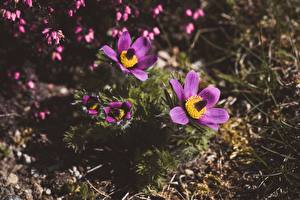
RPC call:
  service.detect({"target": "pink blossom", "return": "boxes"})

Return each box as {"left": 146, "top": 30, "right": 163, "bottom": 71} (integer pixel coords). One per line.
{"left": 11, "top": 13, "right": 16, "bottom": 21}
{"left": 196, "top": 9, "right": 205, "bottom": 17}
{"left": 27, "top": 80, "right": 35, "bottom": 89}
{"left": 123, "top": 13, "right": 128, "bottom": 21}
{"left": 19, "top": 25, "right": 26, "bottom": 33}
{"left": 56, "top": 46, "right": 64, "bottom": 53}
{"left": 84, "top": 29, "right": 94, "bottom": 43}
{"left": 14, "top": 72, "right": 21, "bottom": 80}
{"left": 157, "top": 4, "right": 163, "bottom": 12}
{"left": 185, "top": 23, "right": 195, "bottom": 34}
{"left": 193, "top": 9, "right": 205, "bottom": 20}
{"left": 75, "top": 26, "right": 82, "bottom": 34}
{"left": 52, "top": 52, "right": 62, "bottom": 61}
{"left": 111, "top": 28, "right": 119, "bottom": 37}
{"left": 116, "top": 12, "right": 122, "bottom": 21}
{"left": 148, "top": 32, "right": 154, "bottom": 40}
{"left": 125, "top": 5, "right": 131, "bottom": 14}
{"left": 16, "top": 10, "right": 21, "bottom": 18}
{"left": 24, "top": 0, "right": 32, "bottom": 7}
{"left": 42, "top": 28, "right": 50, "bottom": 34}
{"left": 142, "top": 30, "right": 149, "bottom": 37}
{"left": 153, "top": 27, "right": 160, "bottom": 35}
{"left": 185, "top": 9, "right": 192, "bottom": 17}
{"left": 20, "top": 19, "right": 26, "bottom": 25}
{"left": 76, "top": 0, "right": 86, "bottom": 10}
{"left": 68, "top": 10, "right": 74, "bottom": 17}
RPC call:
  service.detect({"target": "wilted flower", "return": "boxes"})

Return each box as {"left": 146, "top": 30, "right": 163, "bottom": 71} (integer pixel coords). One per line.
{"left": 101, "top": 31, "right": 157, "bottom": 81}
{"left": 82, "top": 95, "right": 101, "bottom": 116}
{"left": 169, "top": 70, "right": 229, "bottom": 130}
{"left": 104, "top": 101, "right": 132, "bottom": 123}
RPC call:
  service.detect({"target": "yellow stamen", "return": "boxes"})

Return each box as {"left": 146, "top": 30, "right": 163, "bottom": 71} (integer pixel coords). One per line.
{"left": 90, "top": 104, "right": 98, "bottom": 110}
{"left": 120, "top": 50, "right": 138, "bottom": 68}
{"left": 185, "top": 96, "right": 206, "bottom": 119}
{"left": 115, "top": 109, "right": 125, "bottom": 121}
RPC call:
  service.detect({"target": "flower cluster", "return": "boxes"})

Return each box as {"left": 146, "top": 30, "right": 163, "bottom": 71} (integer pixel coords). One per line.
{"left": 90, "top": 31, "right": 229, "bottom": 130}
{"left": 82, "top": 95, "right": 132, "bottom": 125}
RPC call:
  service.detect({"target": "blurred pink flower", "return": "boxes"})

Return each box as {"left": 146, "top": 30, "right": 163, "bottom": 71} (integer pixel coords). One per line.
{"left": 185, "top": 9, "right": 192, "bottom": 17}
{"left": 27, "top": 80, "right": 35, "bottom": 89}
{"left": 153, "top": 27, "right": 160, "bottom": 35}
{"left": 116, "top": 12, "right": 122, "bottom": 21}
{"left": 84, "top": 29, "right": 94, "bottom": 43}
{"left": 14, "top": 72, "right": 21, "bottom": 80}
{"left": 185, "top": 23, "right": 195, "bottom": 34}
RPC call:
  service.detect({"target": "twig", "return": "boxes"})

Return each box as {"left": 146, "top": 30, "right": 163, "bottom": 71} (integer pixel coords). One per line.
{"left": 0, "top": 113, "right": 20, "bottom": 118}
{"left": 87, "top": 164, "right": 103, "bottom": 174}
{"left": 86, "top": 179, "right": 110, "bottom": 199}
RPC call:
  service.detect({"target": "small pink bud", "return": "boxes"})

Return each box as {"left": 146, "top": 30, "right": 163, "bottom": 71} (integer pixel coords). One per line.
{"left": 14, "top": 72, "right": 20, "bottom": 80}
{"left": 125, "top": 5, "right": 131, "bottom": 14}
{"left": 185, "top": 9, "right": 192, "bottom": 17}
{"left": 157, "top": 4, "right": 163, "bottom": 12}
{"left": 197, "top": 9, "right": 205, "bottom": 17}
{"left": 19, "top": 25, "right": 25, "bottom": 33}
{"left": 16, "top": 10, "right": 21, "bottom": 18}
{"left": 68, "top": 10, "right": 74, "bottom": 17}
{"left": 153, "top": 27, "right": 160, "bottom": 35}
{"left": 142, "top": 30, "right": 149, "bottom": 37}
{"left": 123, "top": 13, "right": 128, "bottom": 21}
{"left": 116, "top": 12, "right": 122, "bottom": 21}
{"left": 11, "top": 13, "right": 16, "bottom": 21}
{"left": 39, "top": 112, "right": 46, "bottom": 120}
{"left": 20, "top": 18, "right": 26, "bottom": 25}
{"left": 27, "top": 81, "right": 35, "bottom": 89}
{"left": 193, "top": 12, "right": 200, "bottom": 20}
{"left": 148, "top": 32, "right": 154, "bottom": 40}
{"left": 56, "top": 46, "right": 64, "bottom": 53}
{"left": 75, "top": 26, "right": 82, "bottom": 34}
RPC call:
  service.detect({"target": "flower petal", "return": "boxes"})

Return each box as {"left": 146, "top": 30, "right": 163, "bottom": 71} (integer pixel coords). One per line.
{"left": 103, "top": 107, "right": 110, "bottom": 114}
{"left": 184, "top": 70, "right": 200, "bottom": 99}
{"left": 118, "top": 63, "right": 130, "bottom": 73}
{"left": 169, "top": 106, "right": 189, "bottom": 125}
{"left": 101, "top": 45, "right": 118, "bottom": 62}
{"left": 88, "top": 109, "right": 98, "bottom": 116}
{"left": 123, "top": 101, "right": 132, "bottom": 109}
{"left": 199, "top": 86, "right": 220, "bottom": 108}
{"left": 82, "top": 95, "right": 90, "bottom": 104}
{"left": 131, "top": 36, "right": 151, "bottom": 58}
{"left": 169, "top": 79, "right": 184, "bottom": 102}
{"left": 125, "top": 111, "right": 131, "bottom": 119}
{"left": 136, "top": 55, "right": 157, "bottom": 70}
{"left": 106, "top": 116, "right": 116, "bottom": 123}
{"left": 197, "top": 120, "right": 219, "bottom": 131}
{"left": 199, "top": 108, "right": 229, "bottom": 124}
{"left": 109, "top": 101, "right": 123, "bottom": 108}
{"left": 118, "top": 31, "right": 131, "bottom": 53}
{"left": 131, "top": 69, "right": 148, "bottom": 81}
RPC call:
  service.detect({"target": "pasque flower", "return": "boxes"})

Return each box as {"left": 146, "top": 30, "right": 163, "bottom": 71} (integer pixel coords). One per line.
{"left": 104, "top": 101, "right": 132, "bottom": 123}
{"left": 82, "top": 95, "right": 101, "bottom": 116}
{"left": 169, "top": 70, "right": 229, "bottom": 130}
{"left": 101, "top": 31, "right": 157, "bottom": 81}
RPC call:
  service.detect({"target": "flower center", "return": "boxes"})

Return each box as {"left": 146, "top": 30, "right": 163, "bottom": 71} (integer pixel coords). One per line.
{"left": 110, "top": 108, "right": 126, "bottom": 121}
{"left": 185, "top": 95, "right": 207, "bottom": 119}
{"left": 120, "top": 49, "right": 138, "bottom": 68}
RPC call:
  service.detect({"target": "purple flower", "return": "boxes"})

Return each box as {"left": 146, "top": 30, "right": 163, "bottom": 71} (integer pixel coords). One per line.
{"left": 100, "top": 31, "right": 157, "bottom": 81}
{"left": 104, "top": 101, "right": 132, "bottom": 123}
{"left": 169, "top": 70, "right": 229, "bottom": 131}
{"left": 82, "top": 95, "right": 100, "bottom": 116}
